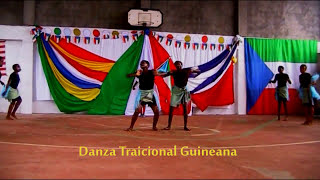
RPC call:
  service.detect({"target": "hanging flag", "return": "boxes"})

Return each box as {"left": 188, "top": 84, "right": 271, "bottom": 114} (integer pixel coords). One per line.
{"left": 175, "top": 40, "right": 181, "bottom": 48}
{"left": 184, "top": 35, "right": 191, "bottom": 49}
{"left": 54, "top": 27, "right": 61, "bottom": 43}
{"left": 218, "top": 44, "right": 224, "bottom": 51}
{"left": 112, "top": 31, "right": 119, "bottom": 39}
{"left": 201, "top": 36, "right": 208, "bottom": 50}
{"left": 131, "top": 30, "right": 138, "bottom": 41}
{"left": 94, "top": 37, "right": 100, "bottom": 44}
{"left": 63, "top": 28, "right": 72, "bottom": 43}
{"left": 84, "top": 37, "right": 90, "bottom": 44}
{"left": 0, "top": 40, "right": 6, "bottom": 76}
{"left": 93, "top": 29, "right": 100, "bottom": 44}
{"left": 73, "top": 28, "right": 81, "bottom": 43}
{"left": 210, "top": 44, "right": 216, "bottom": 51}
{"left": 184, "top": 42, "right": 190, "bottom": 49}
{"left": 102, "top": 30, "right": 110, "bottom": 39}
{"left": 83, "top": 29, "right": 91, "bottom": 44}
{"left": 193, "top": 43, "right": 199, "bottom": 50}
{"left": 158, "top": 35, "right": 164, "bottom": 43}
{"left": 44, "top": 33, "right": 51, "bottom": 41}
{"left": 122, "top": 32, "right": 129, "bottom": 43}
{"left": 166, "top": 34, "right": 173, "bottom": 46}
{"left": 245, "top": 38, "right": 318, "bottom": 115}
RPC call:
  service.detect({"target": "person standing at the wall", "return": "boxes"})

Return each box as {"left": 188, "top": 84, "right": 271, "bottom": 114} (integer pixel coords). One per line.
{"left": 269, "top": 66, "right": 292, "bottom": 121}
{"left": 2, "top": 64, "right": 22, "bottom": 120}
{"left": 299, "top": 64, "right": 313, "bottom": 125}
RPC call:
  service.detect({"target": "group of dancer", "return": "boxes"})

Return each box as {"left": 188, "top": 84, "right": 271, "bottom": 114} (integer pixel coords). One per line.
{"left": 126, "top": 60, "right": 199, "bottom": 131}
{"left": 0, "top": 57, "right": 22, "bottom": 120}
{"left": 269, "top": 64, "right": 317, "bottom": 125}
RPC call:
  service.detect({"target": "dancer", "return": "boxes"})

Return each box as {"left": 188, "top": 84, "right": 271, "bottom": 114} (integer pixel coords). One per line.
{"left": 126, "top": 60, "right": 160, "bottom": 131}
{"left": 269, "top": 66, "right": 292, "bottom": 121}
{"left": 163, "top": 61, "right": 200, "bottom": 131}
{"left": 2, "top": 64, "right": 22, "bottom": 120}
{"left": 299, "top": 64, "right": 313, "bottom": 125}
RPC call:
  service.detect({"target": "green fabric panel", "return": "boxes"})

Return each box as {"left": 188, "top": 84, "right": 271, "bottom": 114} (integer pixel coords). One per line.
{"left": 36, "top": 37, "right": 91, "bottom": 113}
{"left": 88, "top": 35, "right": 144, "bottom": 115}
{"left": 246, "top": 38, "right": 318, "bottom": 63}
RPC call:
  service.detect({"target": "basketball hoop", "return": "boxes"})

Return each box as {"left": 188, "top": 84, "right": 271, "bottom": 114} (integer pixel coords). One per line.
{"left": 128, "top": 9, "right": 162, "bottom": 28}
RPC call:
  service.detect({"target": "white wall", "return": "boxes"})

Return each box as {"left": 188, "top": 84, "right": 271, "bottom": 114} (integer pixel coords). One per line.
{"left": 0, "top": 25, "right": 34, "bottom": 114}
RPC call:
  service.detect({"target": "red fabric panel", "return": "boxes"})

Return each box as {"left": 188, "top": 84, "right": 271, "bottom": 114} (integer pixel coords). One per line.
{"left": 248, "top": 88, "right": 304, "bottom": 115}
{"left": 191, "top": 65, "right": 234, "bottom": 111}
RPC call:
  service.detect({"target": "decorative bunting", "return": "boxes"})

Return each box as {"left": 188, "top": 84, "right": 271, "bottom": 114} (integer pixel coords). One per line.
{"left": 218, "top": 36, "right": 224, "bottom": 44}
{"left": 122, "top": 32, "right": 129, "bottom": 43}
{"left": 112, "top": 31, "right": 119, "bottom": 39}
{"left": 131, "top": 30, "right": 138, "bottom": 41}
{"left": 73, "top": 28, "right": 81, "bottom": 43}
{"left": 218, "top": 44, "right": 224, "bottom": 51}
{"left": 64, "top": 28, "right": 71, "bottom": 43}
{"left": 93, "top": 29, "right": 100, "bottom": 44}
{"left": 83, "top": 29, "right": 91, "bottom": 44}
{"left": 175, "top": 40, "right": 181, "bottom": 48}
{"left": 54, "top": 27, "right": 61, "bottom": 43}
{"left": 166, "top": 34, "right": 173, "bottom": 46}
{"left": 184, "top": 35, "right": 191, "bottom": 49}
{"left": 101, "top": 30, "right": 110, "bottom": 39}
{"left": 210, "top": 44, "right": 216, "bottom": 51}
{"left": 193, "top": 42, "right": 199, "bottom": 50}
{"left": 184, "top": 42, "right": 190, "bottom": 49}
{"left": 201, "top": 36, "right": 208, "bottom": 50}
{"left": 157, "top": 35, "right": 164, "bottom": 43}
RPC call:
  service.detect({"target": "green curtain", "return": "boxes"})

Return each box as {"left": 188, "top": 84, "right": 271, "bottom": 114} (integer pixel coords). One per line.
{"left": 246, "top": 38, "right": 318, "bottom": 63}
{"left": 88, "top": 35, "right": 144, "bottom": 115}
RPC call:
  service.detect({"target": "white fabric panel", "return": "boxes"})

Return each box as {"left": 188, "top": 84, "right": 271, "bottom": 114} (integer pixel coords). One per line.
{"left": 34, "top": 43, "right": 53, "bottom": 100}
{"left": 265, "top": 62, "right": 317, "bottom": 89}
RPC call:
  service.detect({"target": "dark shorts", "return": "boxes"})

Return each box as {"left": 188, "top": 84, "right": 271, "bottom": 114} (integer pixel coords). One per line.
{"left": 12, "top": 96, "right": 22, "bottom": 102}
{"left": 140, "top": 96, "right": 156, "bottom": 107}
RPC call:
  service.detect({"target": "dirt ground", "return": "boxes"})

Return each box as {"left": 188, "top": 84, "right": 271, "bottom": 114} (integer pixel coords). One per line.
{"left": 0, "top": 113, "right": 319, "bottom": 179}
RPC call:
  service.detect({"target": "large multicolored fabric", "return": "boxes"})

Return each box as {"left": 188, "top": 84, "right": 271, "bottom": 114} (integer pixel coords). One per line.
{"left": 36, "top": 29, "right": 238, "bottom": 115}
{"left": 245, "top": 38, "right": 318, "bottom": 114}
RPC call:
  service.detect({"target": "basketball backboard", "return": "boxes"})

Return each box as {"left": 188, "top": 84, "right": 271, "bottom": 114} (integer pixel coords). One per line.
{"left": 128, "top": 9, "right": 163, "bottom": 27}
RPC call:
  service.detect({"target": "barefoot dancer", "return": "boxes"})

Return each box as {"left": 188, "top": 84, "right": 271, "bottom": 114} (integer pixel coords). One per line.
{"left": 269, "top": 66, "right": 292, "bottom": 121}
{"left": 2, "top": 64, "right": 22, "bottom": 120}
{"left": 299, "top": 64, "right": 313, "bottom": 125}
{"left": 163, "top": 61, "right": 200, "bottom": 131}
{"left": 126, "top": 60, "right": 160, "bottom": 131}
